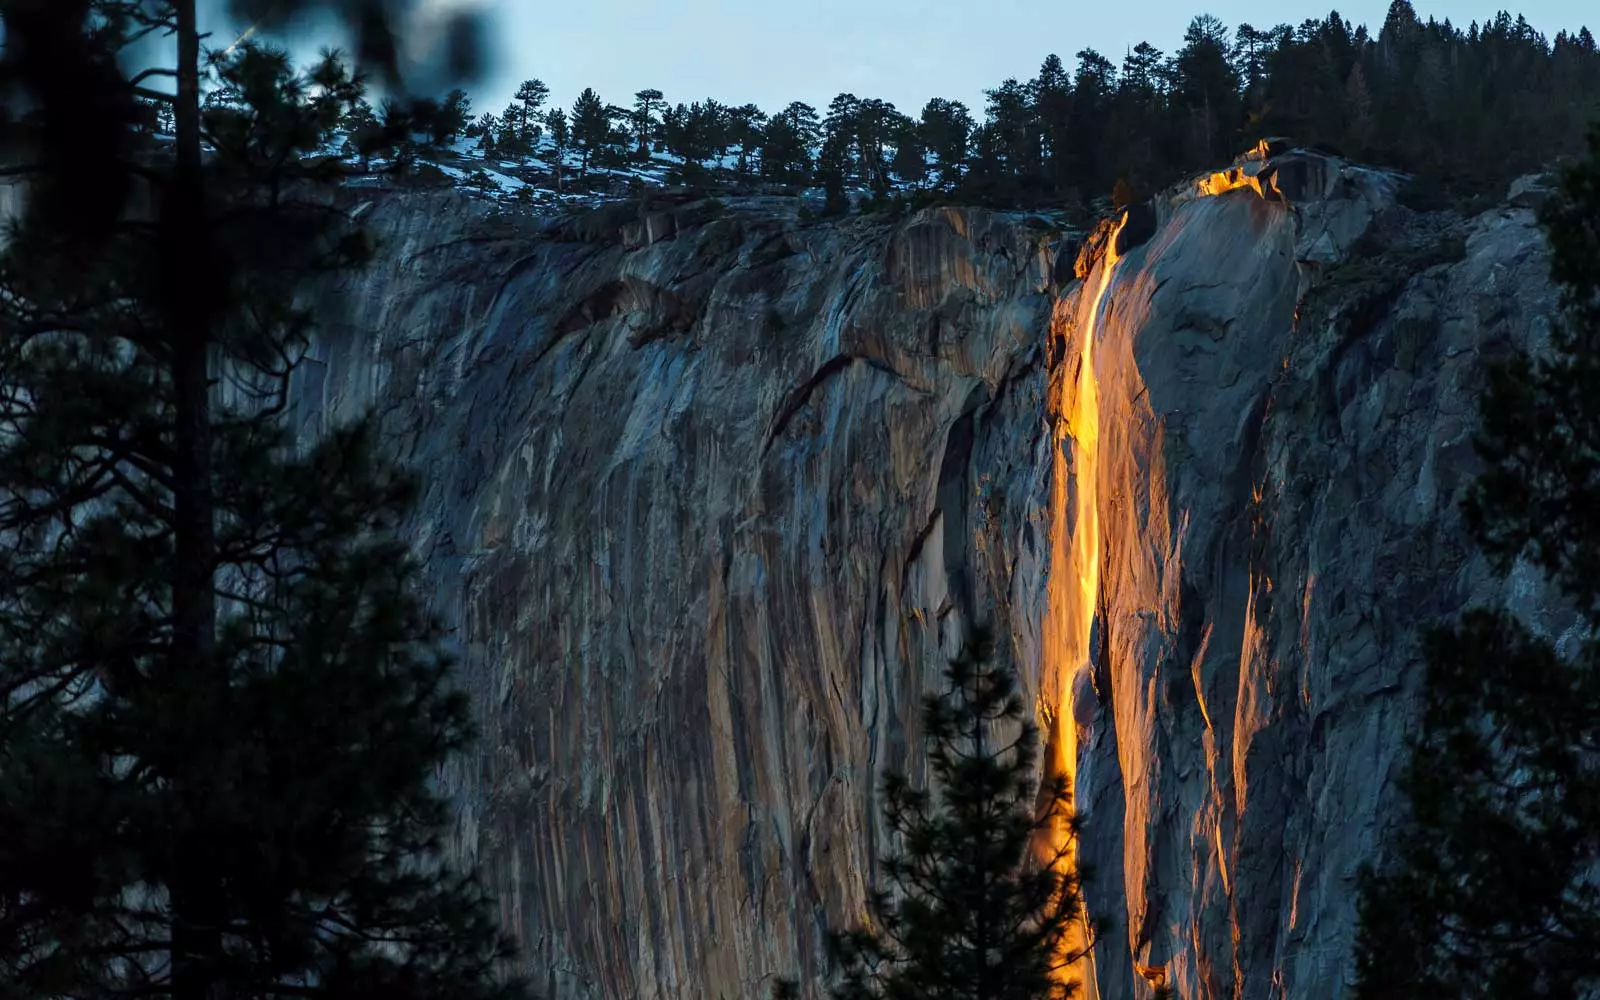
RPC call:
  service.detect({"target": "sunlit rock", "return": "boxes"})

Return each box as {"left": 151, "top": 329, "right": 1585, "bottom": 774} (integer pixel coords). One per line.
{"left": 295, "top": 147, "right": 1558, "bottom": 1000}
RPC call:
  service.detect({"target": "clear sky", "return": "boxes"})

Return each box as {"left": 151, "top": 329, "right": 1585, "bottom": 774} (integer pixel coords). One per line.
{"left": 212, "top": 0, "right": 1596, "bottom": 119}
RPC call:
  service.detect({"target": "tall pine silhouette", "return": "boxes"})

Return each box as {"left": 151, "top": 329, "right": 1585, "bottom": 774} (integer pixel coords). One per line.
{"left": 0, "top": 3, "right": 528, "bottom": 998}
{"left": 821, "top": 628, "right": 1100, "bottom": 1000}
{"left": 1352, "top": 125, "right": 1600, "bottom": 1000}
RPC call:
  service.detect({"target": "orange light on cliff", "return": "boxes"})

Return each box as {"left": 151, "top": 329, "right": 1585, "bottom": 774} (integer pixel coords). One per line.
{"left": 1189, "top": 153, "right": 1283, "bottom": 203}
{"left": 1042, "top": 214, "right": 1127, "bottom": 1000}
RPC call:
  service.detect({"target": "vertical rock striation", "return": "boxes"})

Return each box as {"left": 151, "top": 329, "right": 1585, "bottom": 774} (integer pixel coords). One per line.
{"left": 1056, "top": 153, "right": 1561, "bottom": 1000}
{"left": 298, "top": 194, "right": 1066, "bottom": 999}
{"left": 295, "top": 154, "right": 1560, "bottom": 1000}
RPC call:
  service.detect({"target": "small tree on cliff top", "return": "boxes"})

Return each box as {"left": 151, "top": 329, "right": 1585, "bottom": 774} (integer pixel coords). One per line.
{"left": 1352, "top": 125, "right": 1600, "bottom": 1000}
{"left": 824, "top": 627, "right": 1100, "bottom": 1000}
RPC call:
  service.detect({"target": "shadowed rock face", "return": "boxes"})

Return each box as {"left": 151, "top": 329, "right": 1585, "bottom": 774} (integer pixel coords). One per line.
{"left": 295, "top": 153, "right": 1560, "bottom": 1000}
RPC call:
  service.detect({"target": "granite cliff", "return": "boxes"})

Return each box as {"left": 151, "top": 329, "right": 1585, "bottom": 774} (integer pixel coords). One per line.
{"left": 291, "top": 148, "right": 1561, "bottom": 1000}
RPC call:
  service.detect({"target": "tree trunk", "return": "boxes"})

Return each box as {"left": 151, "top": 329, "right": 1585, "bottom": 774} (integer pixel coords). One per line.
{"left": 168, "top": 2, "right": 223, "bottom": 998}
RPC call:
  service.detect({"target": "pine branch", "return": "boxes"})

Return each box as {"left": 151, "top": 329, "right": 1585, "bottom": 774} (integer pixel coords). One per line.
{"left": 128, "top": 67, "right": 179, "bottom": 87}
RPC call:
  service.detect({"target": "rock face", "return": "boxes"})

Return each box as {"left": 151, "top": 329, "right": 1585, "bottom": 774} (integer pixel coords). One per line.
{"left": 295, "top": 152, "right": 1561, "bottom": 1000}
{"left": 1055, "top": 157, "right": 1560, "bottom": 1000}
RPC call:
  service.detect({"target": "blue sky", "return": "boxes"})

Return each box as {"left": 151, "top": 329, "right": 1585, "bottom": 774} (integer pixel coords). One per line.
{"left": 210, "top": 0, "right": 1595, "bottom": 119}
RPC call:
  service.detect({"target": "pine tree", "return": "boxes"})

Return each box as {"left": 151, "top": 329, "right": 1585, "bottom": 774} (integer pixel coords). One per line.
{"left": 1232, "top": 23, "right": 1272, "bottom": 95}
{"left": 823, "top": 629, "right": 1098, "bottom": 1000}
{"left": 817, "top": 130, "right": 850, "bottom": 215}
{"left": 1033, "top": 54, "right": 1074, "bottom": 190}
{"left": 632, "top": 88, "right": 665, "bottom": 159}
{"left": 339, "top": 97, "right": 383, "bottom": 164}
{"left": 570, "top": 86, "right": 609, "bottom": 176}
{"left": 759, "top": 103, "right": 816, "bottom": 187}
{"left": 1172, "top": 14, "right": 1241, "bottom": 169}
{"left": 495, "top": 101, "right": 529, "bottom": 159}
{"left": 823, "top": 93, "right": 862, "bottom": 183}
{"left": 727, "top": 102, "right": 768, "bottom": 174}
{"left": 698, "top": 97, "right": 730, "bottom": 164}
{"left": 852, "top": 98, "right": 906, "bottom": 197}
{"left": 1105, "top": 42, "right": 1167, "bottom": 195}
{"left": 468, "top": 110, "right": 500, "bottom": 156}
{"left": 890, "top": 116, "right": 927, "bottom": 188}
{"left": 430, "top": 88, "right": 473, "bottom": 146}
{"left": 982, "top": 78, "right": 1035, "bottom": 181}
{"left": 1351, "top": 126, "right": 1600, "bottom": 1000}
{"left": 783, "top": 100, "right": 824, "bottom": 150}
{"left": 918, "top": 97, "right": 974, "bottom": 189}
{"left": 542, "top": 106, "right": 570, "bottom": 189}
{"left": 661, "top": 101, "right": 707, "bottom": 176}
{"left": 1067, "top": 49, "right": 1117, "bottom": 193}
{"left": 0, "top": 4, "right": 529, "bottom": 999}
{"left": 514, "top": 78, "right": 549, "bottom": 131}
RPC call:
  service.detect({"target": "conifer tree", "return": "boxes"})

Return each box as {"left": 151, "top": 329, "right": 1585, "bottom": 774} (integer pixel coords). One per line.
{"left": 570, "top": 86, "right": 609, "bottom": 176}
{"left": 514, "top": 78, "right": 549, "bottom": 129}
{"left": 468, "top": 110, "right": 500, "bottom": 156}
{"left": 0, "top": 3, "right": 529, "bottom": 999}
{"left": 1351, "top": 126, "right": 1600, "bottom": 1000}
{"left": 823, "top": 93, "right": 862, "bottom": 182}
{"left": 817, "top": 130, "right": 850, "bottom": 215}
{"left": 1172, "top": 15, "right": 1241, "bottom": 169}
{"left": 759, "top": 104, "right": 815, "bottom": 187}
{"left": 890, "top": 117, "right": 927, "bottom": 188}
{"left": 431, "top": 88, "right": 473, "bottom": 146}
{"left": 494, "top": 101, "right": 529, "bottom": 159}
{"left": 852, "top": 98, "right": 905, "bottom": 196}
{"left": 541, "top": 105, "right": 569, "bottom": 189}
{"left": 699, "top": 97, "right": 731, "bottom": 163}
{"left": 728, "top": 102, "right": 767, "bottom": 174}
{"left": 632, "top": 88, "right": 665, "bottom": 159}
{"left": 824, "top": 629, "right": 1098, "bottom": 1000}
{"left": 1231, "top": 23, "right": 1272, "bottom": 95}
{"left": 782, "top": 100, "right": 824, "bottom": 151}
{"left": 339, "top": 97, "right": 383, "bottom": 164}
{"left": 1033, "top": 54, "right": 1074, "bottom": 189}
{"left": 983, "top": 78, "right": 1037, "bottom": 184}
{"left": 602, "top": 100, "right": 634, "bottom": 162}
{"left": 1066, "top": 49, "right": 1116, "bottom": 193}
{"left": 918, "top": 97, "right": 974, "bottom": 188}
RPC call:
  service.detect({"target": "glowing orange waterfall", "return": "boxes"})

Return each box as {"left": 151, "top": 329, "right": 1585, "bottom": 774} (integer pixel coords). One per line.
{"left": 1043, "top": 216, "right": 1126, "bottom": 1000}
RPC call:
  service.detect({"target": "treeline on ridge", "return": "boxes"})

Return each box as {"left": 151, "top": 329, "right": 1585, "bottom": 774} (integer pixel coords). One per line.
{"left": 435, "top": 0, "right": 1599, "bottom": 214}
{"left": 132, "top": 1, "right": 1600, "bottom": 216}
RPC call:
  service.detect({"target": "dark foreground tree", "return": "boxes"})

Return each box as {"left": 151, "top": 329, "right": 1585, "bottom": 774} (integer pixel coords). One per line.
{"left": 820, "top": 628, "right": 1099, "bottom": 1000}
{"left": 0, "top": 3, "right": 528, "bottom": 999}
{"left": 1352, "top": 125, "right": 1600, "bottom": 1000}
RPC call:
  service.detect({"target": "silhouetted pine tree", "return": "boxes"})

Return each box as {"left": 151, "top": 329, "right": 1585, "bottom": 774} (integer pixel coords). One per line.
{"left": 913, "top": 98, "right": 969, "bottom": 191}
{"left": 632, "top": 88, "right": 664, "bottom": 159}
{"left": 728, "top": 102, "right": 767, "bottom": 174}
{"left": 825, "top": 629, "right": 1099, "bottom": 1000}
{"left": 1351, "top": 125, "right": 1600, "bottom": 1000}
{"left": 759, "top": 107, "right": 814, "bottom": 186}
{"left": 542, "top": 106, "right": 570, "bottom": 190}
{"left": 570, "top": 86, "right": 609, "bottom": 177}
{"left": 817, "top": 130, "right": 850, "bottom": 215}
{"left": 823, "top": 93, "right": 862, "bottom": 184}
{"left": 0, "top": 3, "right": 529, "bottom": 999}
{"left": 514, "top": 78, "right": 549, "bottom": 141}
